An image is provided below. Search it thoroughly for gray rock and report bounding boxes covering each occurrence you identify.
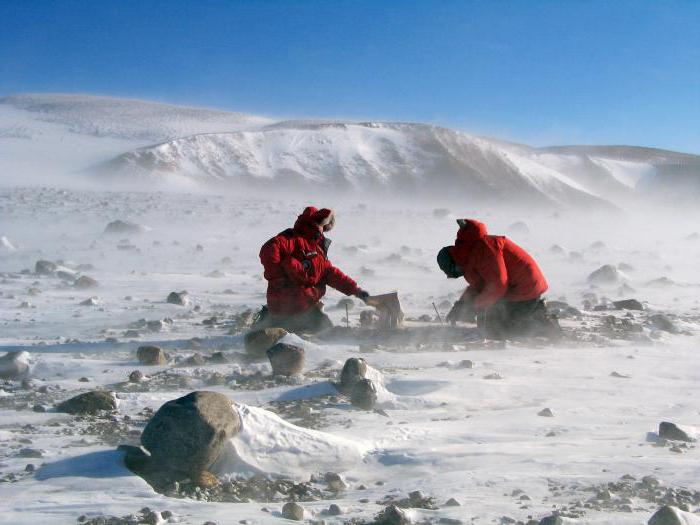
[34,260,57,275]
[444,497,461,506]
[0,351,30,380]
[79,296,100,306]
[648,506,694,525]
[267,343,305,376]
[281,501,304,521]
[351,378,378,410]
[180,353,207,367]
[538,408,554,417]
[588,265,620,285]
[137,346,168,365]
[56,390,116,414]
[339,357,368,394]
[376,504,410,525]
[141,391,240,476]
[648,314,678,333]
[613,298,644,310]
[104,220,145,235]
[243,328,287,359]
[659,422,695,443]
[74,275,99,289]
[327,503,343,515]
[129,370,145,383]
[539,516,564,525]
[325,472,347,491]
[166,291,189,305]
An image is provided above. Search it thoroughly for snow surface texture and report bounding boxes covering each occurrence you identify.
[1,187,699,524]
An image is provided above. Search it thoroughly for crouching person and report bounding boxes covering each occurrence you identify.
[256,206,369,333]
[437,219,559,339]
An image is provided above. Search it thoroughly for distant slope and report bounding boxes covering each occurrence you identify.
[94,120,614,208]
[0,93,271,184]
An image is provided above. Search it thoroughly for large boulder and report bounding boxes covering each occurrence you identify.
[244,327,287,359]
[648,505,700,525]
[267,343,305,376]
[56,390,117,415]
[141,391,240,477]
[137,345,168,365]
[0,351,30,380]
[338,357,368,394]
[282,502,305,521]
[587,265,621,285]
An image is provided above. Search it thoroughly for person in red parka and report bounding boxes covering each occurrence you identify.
[256,206,369,333]
[437,219,557,339]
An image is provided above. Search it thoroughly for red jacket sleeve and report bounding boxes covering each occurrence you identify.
[472,244,508,309]
[323,261,360,296]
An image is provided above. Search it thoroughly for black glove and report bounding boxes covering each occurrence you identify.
[446,299,476,324]
[356,289,370,302]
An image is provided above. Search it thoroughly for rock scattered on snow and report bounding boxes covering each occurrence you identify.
[140,391,240,478]
[0,350,30,380]
[79,296,100,306]
[648,505,700,525]
[613,298,644,310]
[74,275,99,288]
[104,220,145,235]
[137,345,168,365]
[56,390,117,414]
[244,327,287,359]
[34,259,57,275]
[658,422,696,443]
[375,504,411,524]
[648,314,678,333]
[325,472,348,491]
[587,264,621,285]
[351,378,378,410]
[339,357,369,394]
[267,342,305,377]
[166,290,189,305]
[128,370,144,383]
[281,501,304,521]
[538,408,554,417]
[509,221,529,234]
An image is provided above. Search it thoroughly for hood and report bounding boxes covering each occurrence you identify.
[293,206,334,240]
[455,219,488,248]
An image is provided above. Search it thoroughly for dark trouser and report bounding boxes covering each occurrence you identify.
[477,298,560,339]
[252,303,333,334]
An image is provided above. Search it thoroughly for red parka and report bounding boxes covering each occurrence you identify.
[260,207,360,316]
[449,219,548,309]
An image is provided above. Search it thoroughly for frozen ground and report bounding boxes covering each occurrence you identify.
[1,186,699,524]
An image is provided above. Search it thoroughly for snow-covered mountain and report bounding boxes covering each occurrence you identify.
[2,93,698,208]
[0,93,271,184]
[95,119,700,208]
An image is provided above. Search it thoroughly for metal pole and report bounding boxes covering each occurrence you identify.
[432,302,444,325]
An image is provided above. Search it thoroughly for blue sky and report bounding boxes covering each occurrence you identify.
[1,0,699,152]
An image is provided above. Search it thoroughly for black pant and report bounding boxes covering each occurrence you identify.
[478,298,558,339]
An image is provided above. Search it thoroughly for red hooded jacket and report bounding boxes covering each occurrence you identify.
[260,207,360,316]
[449,219,548,309]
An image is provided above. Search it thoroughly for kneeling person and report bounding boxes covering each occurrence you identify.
[437,219,557,339]
[257,207,369,333]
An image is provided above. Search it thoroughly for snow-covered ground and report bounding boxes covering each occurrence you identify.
[1,186,699,524]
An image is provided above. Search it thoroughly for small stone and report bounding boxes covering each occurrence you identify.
[351,378,378,410]
[167,291,189,305]
[376,504,410,524]
[192,470,219,488]
[137,345,168,365]
[444,497,461,506]
[325,472,347,491]
[456,360,474,369]
[244,328,288,359]
[129,370,144,383]
[327,503,342,516]
[74,275,99,289]
[104,220,145,235]
[19,448,43,458]
[587,264,621,285]
[267,343,305,376]
[613,299,644,310]
[35,259,58,275]
[648,314,678,333]
[0,350,30,380]
[281,501,304,521]
[56,390,116,414]
[538,516,563,525]
[538,408,554,417]
[339,357,368,393]
[659,422,695,442]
